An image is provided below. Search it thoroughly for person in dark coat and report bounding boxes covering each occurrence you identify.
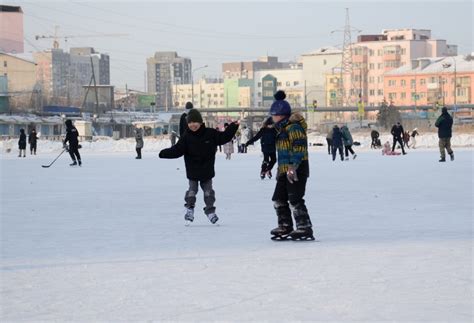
[135,128,144,159]
[435,107,454,162]
[159,109,239,225]
[391,122,406,155]
[371,129,380,149]
[331,125,344,161]
[245,117,277,179]
[63,119,82,166]
[28,129,38,155]
[18,128,27,157]
[179,102,194,137]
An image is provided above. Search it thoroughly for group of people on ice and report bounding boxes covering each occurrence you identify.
[16,128,38,157]
[159,90,314,240]
[326,125,357,161]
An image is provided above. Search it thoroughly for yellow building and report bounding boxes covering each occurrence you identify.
[0,53,37,109]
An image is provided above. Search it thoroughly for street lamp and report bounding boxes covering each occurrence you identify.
[192,65,208,106]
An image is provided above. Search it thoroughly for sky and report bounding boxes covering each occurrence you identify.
[9,0,474,91]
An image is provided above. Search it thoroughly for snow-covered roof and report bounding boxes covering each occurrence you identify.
[385,55,474,76]
[0,115,63,124]
[302,46,342,56]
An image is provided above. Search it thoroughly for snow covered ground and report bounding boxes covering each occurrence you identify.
[1,148,472,321]
[0,131,473,155]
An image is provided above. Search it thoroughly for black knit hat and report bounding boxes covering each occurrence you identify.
[185,102,194,110]
[187,109,203,124]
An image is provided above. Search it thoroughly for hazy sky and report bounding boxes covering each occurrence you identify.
[10,0,474,91]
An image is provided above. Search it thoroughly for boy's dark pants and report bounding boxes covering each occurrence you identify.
[272,174,312,230]
[185,179,216,215]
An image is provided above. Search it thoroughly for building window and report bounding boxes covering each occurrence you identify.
[369,89,375,96]
[286,81,291,86]
[401,92,406,99]
[388,80,396,87]
[369,63,374,70]
[293,81,299,86]
[277,82,282,86]
[3,61,6,67]
[410,79,416,89]
[420,78,426,85]
[401,80,406,87]
[258,82,262,87]
[323,59,327,65]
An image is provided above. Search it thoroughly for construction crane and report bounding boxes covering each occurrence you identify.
[35,25,127,49]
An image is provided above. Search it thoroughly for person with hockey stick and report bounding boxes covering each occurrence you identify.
[159,109,239,225]
[63,119,82,166]
[245,117,277,179]
[269,90,314,241]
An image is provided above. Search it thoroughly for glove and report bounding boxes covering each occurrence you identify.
[245,142,249,147]
[286,167,298,184]
[63,143,69,151]
[158,151,164,158]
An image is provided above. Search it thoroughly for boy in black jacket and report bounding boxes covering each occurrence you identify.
[245,117,277,179]
[159,109,239,225]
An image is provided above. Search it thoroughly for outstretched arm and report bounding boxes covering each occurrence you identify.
[216,122,239,146]
[159,136,186,159]
[246,128,263,146]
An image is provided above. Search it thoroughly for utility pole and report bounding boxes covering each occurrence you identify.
[331,9,361,108]
[90,56,99,115]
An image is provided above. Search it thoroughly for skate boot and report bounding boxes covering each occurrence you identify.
[70,160,78,166]
[260,171,266,180]
[207,213,219,224]
[353,154,357,160]
[450,152,454,161]
[439,158,446,162]
[78,160,82,167]
[270,225,293,240]
[289,227,315,241]
[267,170,272,179]
[184,207,194,226]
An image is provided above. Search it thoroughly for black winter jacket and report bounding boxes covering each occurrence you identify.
[435,111,453,139]
[159,123,238,181]
[64,126,79,147]
[391,125,404,138]
[246,127,277,153]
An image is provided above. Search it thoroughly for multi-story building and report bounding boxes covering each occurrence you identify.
[384,55,474,107]
[146,51,192,110]
[253,66,303,108]
[222,56,291,80]
[33,47,110,107]
[301,47,343,109]
[0,53,37,110]
[175,78,224,109]
[70,47,110,85]
[0,5,24,54]
[327,29,458,107]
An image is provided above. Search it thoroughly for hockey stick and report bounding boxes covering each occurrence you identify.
[41,148,67,168]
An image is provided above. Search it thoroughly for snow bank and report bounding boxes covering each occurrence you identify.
[0,132,472,155]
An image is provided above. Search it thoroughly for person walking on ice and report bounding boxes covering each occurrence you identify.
[268,91,314,241]
[410,128,419,149]
[135,128,144,159]
[18,128,26,157]
[29,128,38,155]
[159,109,239,225]
[222,123,235,160]
[435,107,454,162]
[391,122,407,155]
[341,125,357,160]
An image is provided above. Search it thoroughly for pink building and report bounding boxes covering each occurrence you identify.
[332,29,458,107]
[384,55,474,107]
[0,5,24,54]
